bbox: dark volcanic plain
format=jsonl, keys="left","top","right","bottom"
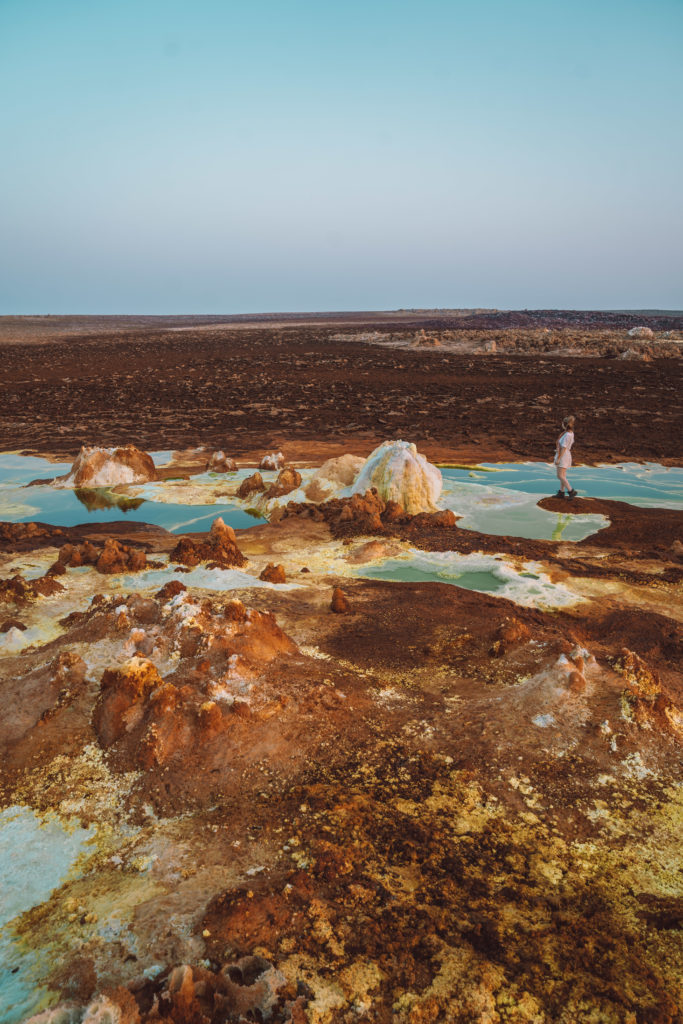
{"left": 1, "top": 309, "right": 681, "bottom": 463}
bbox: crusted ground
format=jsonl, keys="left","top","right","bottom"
{"left": 1, "top": 480, "right": 682, "bottom": 1023}
{"left": 0, "top": 314, "right": 681, "bottom": 1022}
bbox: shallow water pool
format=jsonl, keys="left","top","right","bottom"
{"left": 444, "top": 462, "right": 683, "bottom": 508}
{"left": 0, "top": 453, "right": 266, "bottom": 533}
{"left": 354, "top": 551, "right": 578, "bottom": 608}
{"left": 438, "top": 462, "right": 683, "bottom": 541}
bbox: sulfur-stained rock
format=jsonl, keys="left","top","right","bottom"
{"left": 57, "top": 445, "right": 157, "bottom": 488}
{"left": 0, "top": 573, "right": 64, "bottom": 606}
{"left": 208, "top": 450, "right": 237, "bottom": 472}
{"left": 351, "top": 440, "right": 442, "bottom": 514}
{"left": 259, "top": 563, "right": 287, "bottom": 584}
{"left": 331, "top": 587, "right": 350, "bottom": 614}
{"left": 93, "top": 657, "right": 164, "bottom": 747}
{"left": 617, "top": 648, "right": 661, "bottom": 701}
{"left": 238, "top": 472, "right": 266, "bottom": 499}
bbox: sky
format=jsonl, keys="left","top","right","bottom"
{"left": 1, "top": 0, "right": 682, "bottom": 314}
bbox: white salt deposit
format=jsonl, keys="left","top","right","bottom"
{"left": 532, "top": 713, "right": 557, "bottom": 728}
{"left": 350, "top": 440, "right": 442, "bottom": 514}
{"left": 0, "top": 626, "right": 42, "bottom": 656}
{"left": 117, "top": 565, "right": 301, "bottom": 593}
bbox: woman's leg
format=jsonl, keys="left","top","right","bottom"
{"left": 557, "top": 467, "right": 569, "bottom": 492}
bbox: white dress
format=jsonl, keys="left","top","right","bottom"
{"left": 555, "top": 430, "right": 574, "bottom": 469}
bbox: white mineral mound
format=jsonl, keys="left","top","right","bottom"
{"left": 56, "top": 445, "right": 157, "bottom": 488}
{"left": 627, "top": 326, "right": 654, "bottom": 339}
{"left": 351, "top": 440, "right": 442, "bottom": 514}
{"left": 305, "top": 454, "right": 365, "bottom": 502}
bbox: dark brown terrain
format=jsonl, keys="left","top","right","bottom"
{"left": 1, "top": 310, "right": 681, "bottom": 463}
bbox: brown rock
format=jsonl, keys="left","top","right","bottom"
{"left": 96, "top": 539, "right": 130, "bottom": 574}
{"left": 198, "top": 700, "right": 224, "bottom": 733}
{"left": 0, "top": 617, "right": 26, "bottom": 632}
{"left": 567, "top": 670, "right": 586, "bottom": 693}
{"left": 408, "top": 509, "right": 457, "bottom": 531}
{"left": 210, "top": 516, "right": 237, "bottom": 545}
{"left": 170, "top": 516, "right": 247, "bottom": 569}
{"left": 259, "top": 563, "right": 286, "bottom": 584}
{"left": 331, "top": 587, "right": 350, "bottom": 613}
{"left": 264, "top": 467, "right": 302, "bottom": 499}
{"left": 412, "top": 329, "right": 441, "bottom": 347}
{"left": 260, "top": 451, "right": 285, "bottom": 470}
{"left": 335, "top": 489, "right": 386, "bottom": 534}
{"left": 382, "top": 500, "right": 408, "bottom": 524}
{"left": 237, "top": 472, "right": 266, "bottom": 499}
{"left": 208, "top": 450, "right": 237, "bottom": 472}
{"left": 224, "top": 598, "right": 248, "bottom": 622}
{"left": 0, "top": 575, "right": 33, "bottom": 605}
{"left": 81, "top": 541, "right": 100, "bottom": 564}
{"left": 26, "top": 575, "right": 65, "bottom": 600}
{"left": 51, "top": 651, "right": 87, "bottom": 689}
{"left": 155, "top": 580, "right": 187, "bottom": 601}
{"left": 232, "top": 698, "right": 251, "bottom": 717}
{"left": 497, "top": 617, "right": 531, "bottom": 646}
{"left": 127, "top": 549, "right": 147, "bottom": 572}
{"left": 93, "top": 657, "right": 164, "bottom": 747}
{"left": 126, "top": 595, "right": 160, "bottom": 624}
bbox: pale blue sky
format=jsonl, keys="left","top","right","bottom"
{"left": 1, "top": 0, "right": 681, "bottom": 313}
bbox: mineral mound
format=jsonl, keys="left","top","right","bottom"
{"left": 92, "top": 591, "right": 297, "bottom": 768}
{"left": 304, "top": 453, "right": 365, "bottom": 502}
{"left": 207, "top": 450, "right": 237, "bottom": 472}
{"left": 350, "top": 440, "right": 443, "bottom": 514}
{"left": 57, "top": 445, "right": 157, "bottom": 487}
{"left": 169, "top": 516, "right": 247, "bottom": 569}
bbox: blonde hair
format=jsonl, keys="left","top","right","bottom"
{"left": 562, "top": 415, "right": 575, "bottom": 430}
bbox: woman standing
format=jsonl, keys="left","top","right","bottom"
{"left": 554, "top": 415, "right": 577, "bottom": 499}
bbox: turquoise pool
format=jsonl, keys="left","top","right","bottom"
{"left": 0, "top": 453, "right": 265, "bottom": 533}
